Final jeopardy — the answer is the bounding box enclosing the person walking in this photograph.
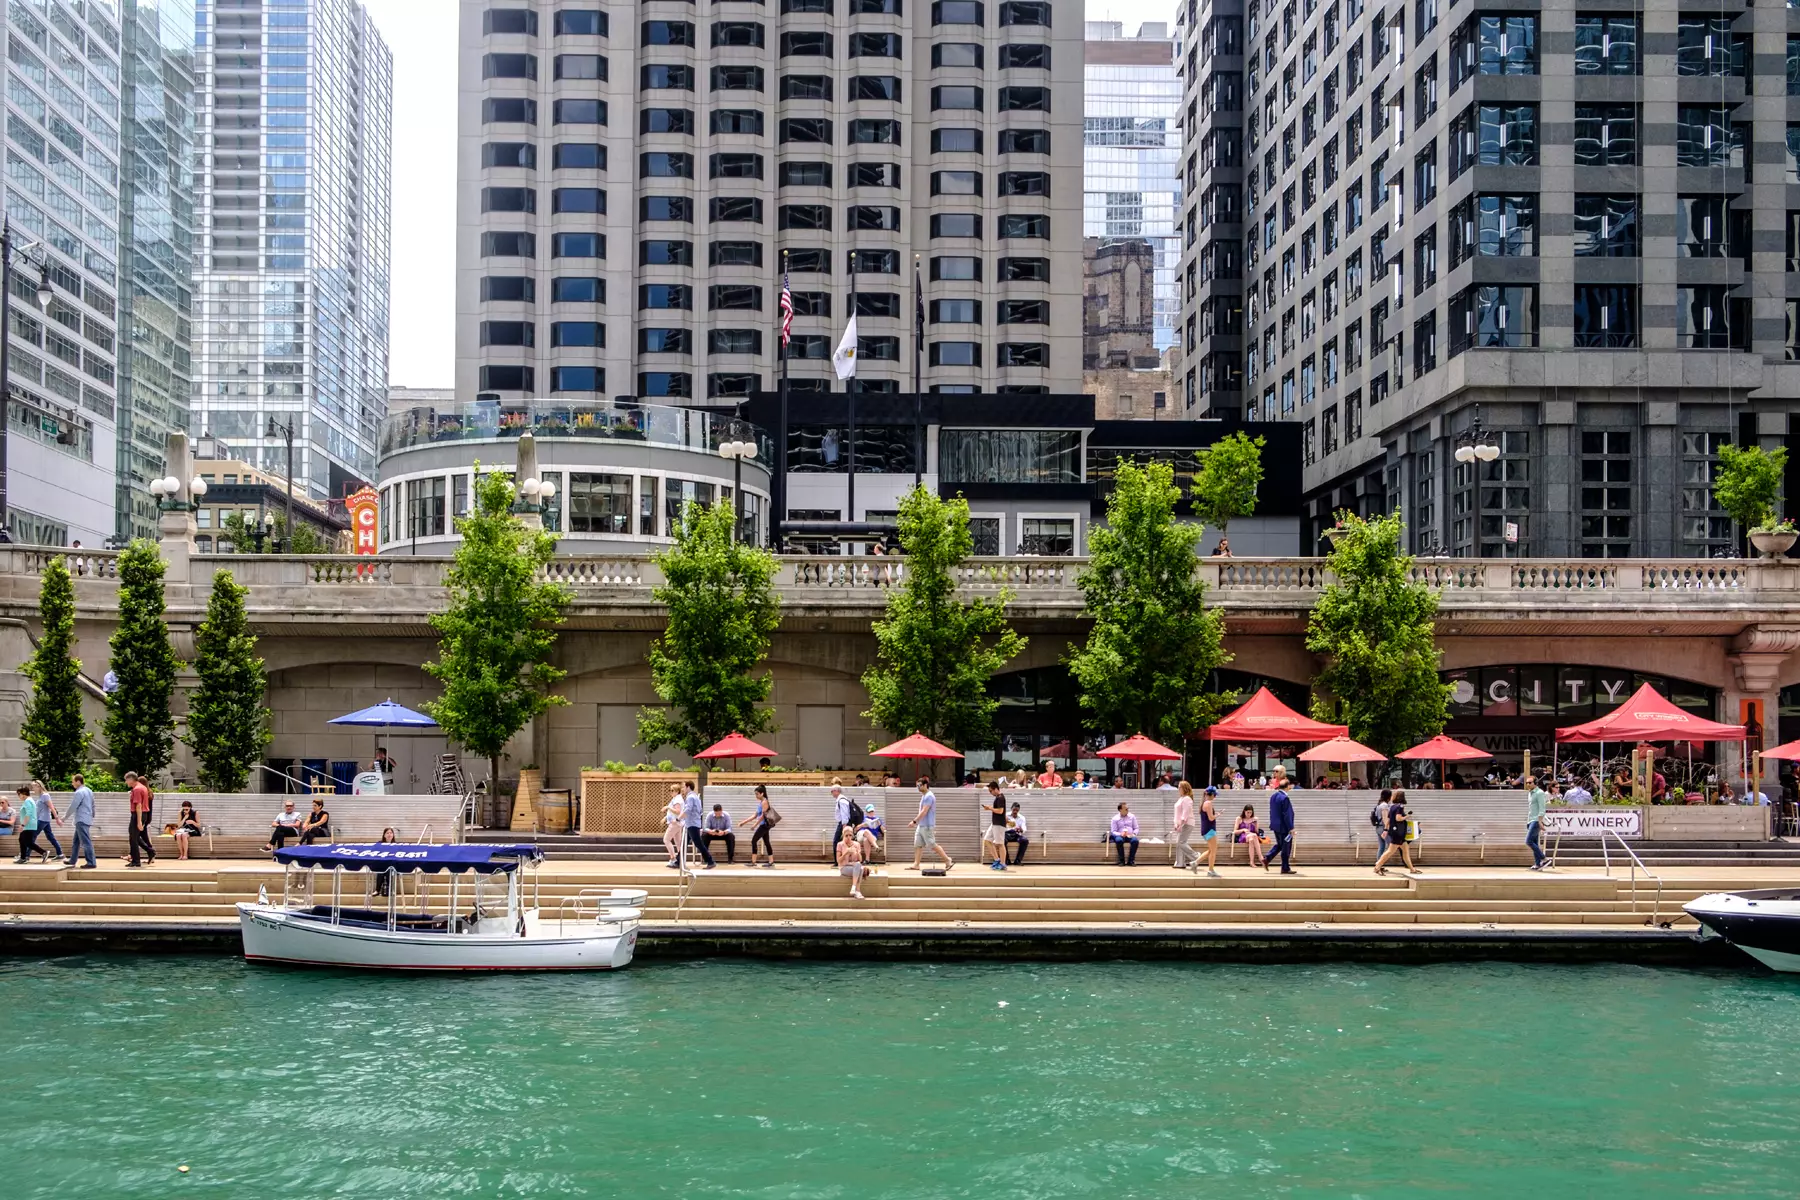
[29,781,62,864]
[1372,788,1393,858]
[1526,774,1551,871]
[65,772,96,869]
[1197,785,1221,877]
[1170,780,1197,869]
[12,786,39,862]
[1374,789,1420,875]
[1264,769,1297,874]
[682,782,715,869]
[907,777,953,872]
[739,783,778,868]
[661,785,684,868]
[984,781,1008,870]
[830,780,853,847]
[124,771,155,868]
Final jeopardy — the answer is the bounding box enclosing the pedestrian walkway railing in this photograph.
[1591,828,1665,926]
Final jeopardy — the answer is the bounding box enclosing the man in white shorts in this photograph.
[908,777,954,871]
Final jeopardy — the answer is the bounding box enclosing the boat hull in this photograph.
[237,904,638,971]
[1683,891,1800,974]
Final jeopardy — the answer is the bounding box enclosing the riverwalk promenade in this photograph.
[3,860,1795,964]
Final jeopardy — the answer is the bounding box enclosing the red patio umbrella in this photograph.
[694,732,778,771]
[871,732,961,783]
[1759,739,1800,761]
[1298,735,1386,789]
[1396,734,1490,788]
[1097,734,1184,788]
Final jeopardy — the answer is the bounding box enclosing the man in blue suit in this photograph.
[1265,769,1296,874]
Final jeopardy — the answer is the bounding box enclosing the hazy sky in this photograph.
[361,0,1182,388]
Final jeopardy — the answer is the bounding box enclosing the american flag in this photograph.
[779,272,793,346]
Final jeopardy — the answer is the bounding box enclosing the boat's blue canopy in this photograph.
[274,843,543,873]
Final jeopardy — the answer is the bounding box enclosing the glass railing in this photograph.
[380,399,773,466]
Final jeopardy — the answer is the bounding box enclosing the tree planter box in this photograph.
[578,771,691,835]
[1643,805,1770,842]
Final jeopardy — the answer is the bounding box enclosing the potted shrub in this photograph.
[1713,443,1795,558]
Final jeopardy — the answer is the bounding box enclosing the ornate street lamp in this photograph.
[1454,406,1502,557]
[718,428,757,544]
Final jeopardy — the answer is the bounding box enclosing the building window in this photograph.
[406,476,447,538]
[1678,286,1745,349]
[551,366,603,392]
[484,9,539,35]
[931,85,983,110]
[567,474,634,534]
[712,65,764,92]
[1677,15,1739,78]
[930,341,982,367]
[642,64,694,90]
[1449,285,1535,352]
[1573,105,1635,166]
[553,99,607,125]
[1678,195,1744,258]
[1676,107,1743,168]
[1573,285,1637,348]
[553,143,605,169]
[555,10,607,36]
[1573,195,1637,258]
[641,152,693,178]
[482,53,537,80]
[1575,14,1637,75]
[781,31,834,56]
[1681,432,1735,555]
[711,196,764,223]
[1451,430,1531,557]
[638,372,693,398]
[1018,518,1075,555]
[1580,431,1634,558]
[933,1,984,24]
[641,108,695,135]
[712,21,765,48]
[930,212,980,237]
[999,214,1048,238]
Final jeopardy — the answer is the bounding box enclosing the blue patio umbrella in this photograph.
[328,699,439,729]
[328,700,441,789]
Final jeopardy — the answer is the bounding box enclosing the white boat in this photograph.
[237,843,645,971]
[1683,890,1800,973]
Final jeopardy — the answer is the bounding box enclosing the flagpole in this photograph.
[777,249,790,550]
[913,253,923,490]
[847,260,857,531]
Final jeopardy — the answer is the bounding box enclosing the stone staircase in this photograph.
[2,862,1786,929]
[465,832,668,861]
[1549,839,1800,868]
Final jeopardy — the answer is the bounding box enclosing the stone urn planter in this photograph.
[1749,529,1797,559]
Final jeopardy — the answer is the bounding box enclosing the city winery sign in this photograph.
[1541,809,1643,838]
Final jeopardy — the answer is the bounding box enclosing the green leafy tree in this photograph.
[19,555,87,782]
[639,501,782,763]
[187,570,271,791]
[220,511,332,554]
[1713,443,1790,533]
[422,470,571,789]
[1193,430,1267,533]
[1068,460,1233,746]
[862,487,1026,750]
[104,540,181,779]
[1306,511,1451,755]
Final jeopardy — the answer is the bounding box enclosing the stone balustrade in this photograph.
[2,546,1795,622]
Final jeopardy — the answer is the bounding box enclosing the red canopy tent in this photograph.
[1555,684,1747,743]
[1555,683,1747,800]
[1206,688,1348,784]
[1096,734,1184,788]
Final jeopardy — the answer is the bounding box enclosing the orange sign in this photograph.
[346,486,379,555]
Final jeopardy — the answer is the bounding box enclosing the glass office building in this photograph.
[1083,20,1180,352]
[191,0,392,502]
[116,0,198,542]
[3,0,129,546]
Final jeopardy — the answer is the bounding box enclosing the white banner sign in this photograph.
[1542,808,1641,838]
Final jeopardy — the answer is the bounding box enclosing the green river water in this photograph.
[3,956,1798,1198]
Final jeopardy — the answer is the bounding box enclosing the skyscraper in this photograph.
[1083,20,1179,353]
[2,0,129,546]
[116,0,199,543]
[455,0,1083,403]
[1178,0,1800,558]
[190,0,392,502]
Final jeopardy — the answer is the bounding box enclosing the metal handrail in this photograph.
[414,824,432,844]
[556,887,648,935]
[255,762,314,793]
[1596,827,1665,926]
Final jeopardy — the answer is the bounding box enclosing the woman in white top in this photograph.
[662,786,685,868]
